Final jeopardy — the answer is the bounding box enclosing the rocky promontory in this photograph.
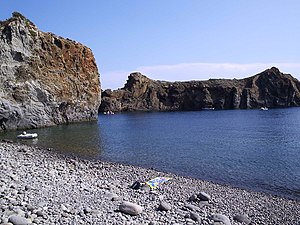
[0,12,101,130]
[100,67,300,112]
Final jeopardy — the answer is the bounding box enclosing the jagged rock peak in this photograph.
[267,66,281,74]
[127,72,151,83]
[0,12,101,130]
[256,67,282,77]
[123,72,152,91]
[11,12,34,24]
[129,72,145,78]
[0,12,36,29]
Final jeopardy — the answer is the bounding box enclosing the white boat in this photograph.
[260,107,268,111]
[104,111,115,115]
[17,131,38,139]
[202,107,215,110]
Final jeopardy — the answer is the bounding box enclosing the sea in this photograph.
[1,108,300,200]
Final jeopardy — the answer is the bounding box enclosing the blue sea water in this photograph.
[1,108,300,200]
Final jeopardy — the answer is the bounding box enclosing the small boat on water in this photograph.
[17,131,38,139]
[103,111,115,115]
[260,107,269,111]
[202,107,215,110]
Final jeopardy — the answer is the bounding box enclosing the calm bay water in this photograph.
[1,108,300,200]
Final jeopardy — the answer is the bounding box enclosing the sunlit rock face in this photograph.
[0,12,101,130]
[100,67,300,112]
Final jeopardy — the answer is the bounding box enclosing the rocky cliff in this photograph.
[100,67,300,112]
[0,12,101,130]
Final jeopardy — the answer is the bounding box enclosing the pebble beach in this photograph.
[0,142,299,225]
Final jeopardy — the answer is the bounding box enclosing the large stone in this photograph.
[197,192,211,201]
[158,202,171,211]
[119,201,143,216]
[233,214,251,224]
[0,12,101,131]
[100,67,300,112]
[130,181,142,190]
[8,215,31,225]
[211,214,231,225]
[190,212,201,222]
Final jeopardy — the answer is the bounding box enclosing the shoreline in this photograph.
[0,142,299,224]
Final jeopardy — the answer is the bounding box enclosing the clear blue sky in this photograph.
[1,1,300,89]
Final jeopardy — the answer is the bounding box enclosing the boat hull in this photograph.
[17,133,38,139]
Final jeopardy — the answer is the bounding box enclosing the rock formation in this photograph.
[100,67,300,112]
[0,12,101,130]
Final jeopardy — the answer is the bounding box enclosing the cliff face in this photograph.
[100,67,300,112]
[0,13,101,130]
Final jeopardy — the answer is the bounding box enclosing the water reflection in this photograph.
[0,121,103,159]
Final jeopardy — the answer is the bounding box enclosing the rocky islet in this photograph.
[0,142,299,225]
[100,67,300,112]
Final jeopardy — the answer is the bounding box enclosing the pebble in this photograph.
[83,207,91,214]
[8,215,31,225]
[198,201,209,208]
[198,192,211,201]
[25,205,34,211]
[233,214,251,224]
[1,218,9,223]
[119,201,143,216]
[35,211,44,217]
[24,186,31,191]
[90,210,101,215]
[60,204,68,212]
[190,212,201,222]
[189,194,198,202]
[184,203,200,212]
[157,202,171,211]
[176,209,188,217]
[211,214,231,225]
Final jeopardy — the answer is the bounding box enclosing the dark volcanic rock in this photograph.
[0,12,101,130]
[100,68,300,112]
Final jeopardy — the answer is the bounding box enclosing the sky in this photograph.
[1,1,300,89]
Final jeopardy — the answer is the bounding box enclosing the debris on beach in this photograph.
[130,181,143,190]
